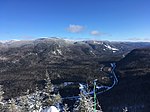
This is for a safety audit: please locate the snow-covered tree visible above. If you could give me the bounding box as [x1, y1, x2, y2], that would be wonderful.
[74, 91, 94, 112]
[44, 70, 54, 94]
[0, 85, 4, 102]
[17, 90, 31, 112]
[17, 70, 62, 112]
[5, 98, 19, 112]
[42, 70, 62, 107]
[73, 83, 103, 112]
[19, 96, 30, 112]
[29, 87, 43, 112]
[63, 104, 70, 112]
[16, 86, 42, 112]
[0, 85, 19, 112]
[0, 85, 5, 111]
[123, 107, 128, 112]
[42, 70, 54, 107]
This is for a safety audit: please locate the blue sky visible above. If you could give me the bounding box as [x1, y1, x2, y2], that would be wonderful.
[0, 0, 150, 41]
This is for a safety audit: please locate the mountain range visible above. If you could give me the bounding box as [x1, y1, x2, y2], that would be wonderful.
[0, 37, 150, 112]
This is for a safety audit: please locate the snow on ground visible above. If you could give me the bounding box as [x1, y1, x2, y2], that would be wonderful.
[52, 51, 57, 55]
[41, 106, 59, 112]
[90, 50, 95, 55]
[0, 57, 8, 61]
[63, 82, 74, 86]
[51, 49, 62, 55]
[12, 59, 20, 63]
[79, 83, 85, 90]
[93, 41, 103, 44]
[103, 44, 119, 53]
[64, 39, 76, 43]
[0, 39, 20, 43]
[103, 49, 106, 51]
[104, 44, 118, 51]
[56, 49, 62, 55]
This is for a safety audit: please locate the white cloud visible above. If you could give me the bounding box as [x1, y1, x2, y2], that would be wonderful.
[67, 24, 84, 33]
[90, 30, 102, 36]
[90, 30, 112, 37]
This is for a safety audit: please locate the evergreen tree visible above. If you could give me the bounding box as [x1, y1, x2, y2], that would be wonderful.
[63, 104, 70, 112]
[42, 70, 62, 110]
[5, 98, 19, 112]
[74, 91, 95, 112]
[18, 90, 31, 112]
[30, 87, 42, 112]
[73, 83, 103, 112]
[123, 107, 128, 112]
[0, 85, 4, 103]
[0, 85, 5, 111]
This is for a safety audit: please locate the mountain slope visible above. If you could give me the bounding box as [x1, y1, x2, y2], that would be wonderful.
[116, 48, 150, 77]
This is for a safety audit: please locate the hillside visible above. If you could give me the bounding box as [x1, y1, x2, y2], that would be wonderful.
[117, 48, 150, 77]
[99, 48, 150, 112]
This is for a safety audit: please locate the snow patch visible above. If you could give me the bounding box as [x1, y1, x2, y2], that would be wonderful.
[0, 57, 8, 61]
[52, 51, 57, 55]
[63, 82, 74, 86]
[56, 49, 62, 55]
[93, 41, 102, 44]
[90, 50, 95, 55]
[122, 54, 125, 58]
[104, 44, 118, 51]
[64, 39, 76, 43]
[0, 39, 20, 43]
[79, 83, 85, 90]
[12, 59, 19, 63]
[41, 106, 59, 112]
[52, 49, 62, 55]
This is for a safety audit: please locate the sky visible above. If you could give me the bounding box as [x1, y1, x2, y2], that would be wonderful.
[0, 0, 150, 41]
